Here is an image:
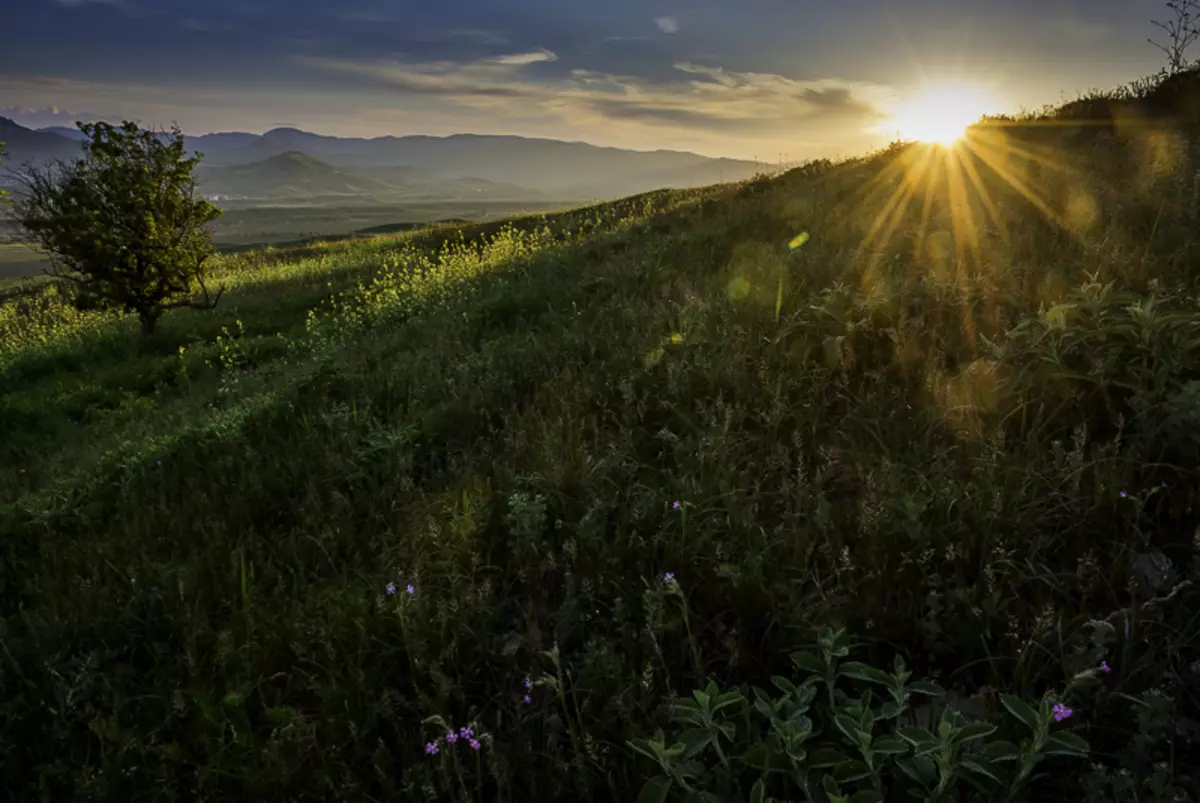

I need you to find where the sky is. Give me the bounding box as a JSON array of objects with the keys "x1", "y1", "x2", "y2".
[{"x1": 0, "y1": 0, "x2": 1168, "y2": 161}]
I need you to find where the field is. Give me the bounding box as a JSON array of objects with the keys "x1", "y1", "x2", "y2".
[
  {"x1": 0, "y1": 198, "x2": 588, "y2": 282},
  {"x1": 2, "y1": 80, "x2": 1200, "y2": 802}
]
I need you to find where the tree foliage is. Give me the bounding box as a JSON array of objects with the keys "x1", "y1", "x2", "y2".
[{"x1": 11, "y1": 120, "x2": 223, "y2": 335}]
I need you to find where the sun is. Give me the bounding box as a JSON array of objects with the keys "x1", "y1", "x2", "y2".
[{"x1": 881, "y1": 82, "x2": 998, "y2": 146}]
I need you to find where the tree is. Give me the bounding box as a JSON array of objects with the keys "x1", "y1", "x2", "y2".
[{"x1": 11, "y1": 120, "x2": 224, "y2": 336}]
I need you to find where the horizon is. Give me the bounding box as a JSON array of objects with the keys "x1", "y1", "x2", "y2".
[
  {"x1": 0, "y1": 0, "x2": 1165, "y2": 162},
  {"x1": 8, "y1": 120, "x2": 780, "y2": 163}
]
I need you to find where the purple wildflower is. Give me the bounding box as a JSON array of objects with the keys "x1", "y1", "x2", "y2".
[
  {"x1": 523, "y1": 677, "x2": 533, "y2": 691},
  {"x1": 406, "y1": 584, "x2": 415, "y2": 595},
  {"x1": 1162, "y1": 482, "x2": 1169, "y2": 489},
  {"x1": 459, "y1": 726, "x2": 474, "y2": 739},
  {"x1": 469, "y1": 738, "x2": 481, "y2": 751},
  {"x1": 446, "y1": 731, "x2": 458, "y2": 744},
  {"x1": 425, "y1": 741, "x2": 440, "y2": 755},
  {"x1": 1119, "y1": 491, "x2": 1128, "y2": 498},
  {"x1": 1100, "y1": 660, "x2": 1111, "y2": 674},
  {"x1": 385, "y1": 582, "x2": 396, "y2": 596},
  {"x1": 522, "y1": 695, "x2": 532, "y2": 704},
  {"x1": 1052, "y1": 703, "x2": 1073, "y2": 722},
  {"x1": 663, "y1": 572, "x2": 675, "y2": 584},
  {"x1": 672, "y1": 500, "x2": 681, "y2": 510}
]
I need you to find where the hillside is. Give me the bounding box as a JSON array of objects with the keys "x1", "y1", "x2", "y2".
[
  {"x1": 194, "y1": 151, "x2": 401, "y2": 199},
  {"x1": 194, "y1": 151, "x2": 548, "y2": 202},
  {"x1": 2, "y1": 67, "x2": 1200, "y2": 802},
  {"x1": 0, "y1": 117, "x2": 83, "y2": 169}
]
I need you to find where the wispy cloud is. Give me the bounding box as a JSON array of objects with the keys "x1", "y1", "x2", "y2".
[
  {"x1": 304, "y1": 51, "x2": 894, "y2": 141},
  {"x1": 655, "y1": 16, "x2": 679, "y2": 34},
  {"x1": 490, "y1": 49, "x2": 558, "y2": 65}
]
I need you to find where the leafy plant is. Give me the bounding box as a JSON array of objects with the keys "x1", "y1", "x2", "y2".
[{"x1": 630, "y1": 627, "x2": 1089, "y2": 803}]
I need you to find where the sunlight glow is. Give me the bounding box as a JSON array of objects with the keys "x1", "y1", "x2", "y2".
[{"x1": 881, "y1": 82, "x2": 999, "y2": 146}]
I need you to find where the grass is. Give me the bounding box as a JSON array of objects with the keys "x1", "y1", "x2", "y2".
[{"x1": 2, "y1": 71, "x2": 1200, "y2": 802}]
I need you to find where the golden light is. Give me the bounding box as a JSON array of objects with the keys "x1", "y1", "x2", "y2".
[{"x1": 881, "y1": 82, "x2": 999, "y2": 146}]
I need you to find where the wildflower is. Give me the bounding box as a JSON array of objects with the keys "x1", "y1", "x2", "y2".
[
  {"x1": 523, "y1": 695, "x2": 532, "y2": 704},
  {"x1": 469, "y1": 738, "x2": 481, "y2": 751},
  {"x1": 446, "y1": 731, "x2": 458, "y2": 744},
  {"x1": 1119, "y1": 491, "x2": 1127, "y2": 498},
  {"x1": 523, "y1": 677, "x2": 533, "y2": 691},
  {"x1": 425, "y1": 741, "x2": 440, "y2": 755},
  {"x1": 385, "y1": 582, "x2": 396, "y2": 596},
  {"x1": 1100, "y1": 660, "x2": 1111, "y2": 674},
  {"x1": 1052, "y1": 702, "x2": 1073, "y2": 722},
  {"x1": 1162, "y1": 482, "x2": 1169, "y2": 489},
  {"x1": 406, "y1": 584, "x2": 415, "y2": 595},
  {"x1": 663, "y1": 572, "x2": 675, "y2": 584},
  {"x1": 459, "y1": 726, "x2": 474, "y2": 739},
  {"x1": 672, "y1": 500, "x2": 681, "y2": 510}
]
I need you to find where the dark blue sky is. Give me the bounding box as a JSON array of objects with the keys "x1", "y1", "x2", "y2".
[{"x1": 0, "y1": 0, "x2": 1168, "y2": 159}]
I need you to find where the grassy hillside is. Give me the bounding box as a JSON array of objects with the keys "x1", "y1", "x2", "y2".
[{"x1": 3, "y1": 71, "x2": 1200, "y2": 802}]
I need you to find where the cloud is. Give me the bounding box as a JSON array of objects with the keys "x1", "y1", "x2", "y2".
[
  {"x1": 654, "y1": 16, "x2": 679, "y2": 34},
  {"x1": 490, "y1": 49, "x2": 558, "y2": 65},
  {"x1": 304, "y1": 50, "x2": 893, "y2": 144}
]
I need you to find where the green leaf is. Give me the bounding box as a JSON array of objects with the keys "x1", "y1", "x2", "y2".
[
  {"x1": 692, "y1": 689, "x2": 712, "y2": 709},
  {"x1": 749, "y1": 778, "x2": 766, "y2": 803},
  {"x1": 908, "y1": 681, "x2": 944, "y2": 697},
  {"x1": 754, "y1": 697, "x2": 777, "y2": 720},
  {"x1": 821, "y1": 774, "x2": 841, "y2": 799},
  {"x1": 637, "y1": 775, "x2": 672, "y2": 803},
  {"x1": 982, "y1": 740, "x2": 1020, "y2": 762},
  {"x1": 858, "y1": 707, "x2": 876, "y2": 736},
  {"x1": 872, "y1": 735, "x2": 908, "y2": 755},
  {"x1": 810, "y1": 747, "x2": 851, "y2": 768},
  {"x1": 840, "y1": 662, "x2": 892, "y2": 686},
  {"x1": 791, "y1": 651, "x2": 825, "y2": 676},
  {"x1": 833, "y1": 760, "x2": 873, "y2": 783},
  {"x1": 661, "y1": 742, "x2": 687, "y2": 759},
  {"x1": 956, "y1": 722, "x2": 998, "y2": 743},
  {"x1": 771, "y1": 675, "x2": 797, "y2": 696},
  {"x1": 1043, "y1": 732, "x2": 1090, "y2": 758},
  {"x1": 1000, "y1": 695, "x2": 1040, "y2": 733},
  {"x1": 897, "y1": 726, "x2": 937, "y2": 748},
  {"x1": 678, "y1": 728, "x2": 713, "y2": 760},
  {"x1": 712, "y1": 691, "x2": 745, "y2": 713},
  {"x1": 834, "y1": 714, "x2": 862, "y2": 745},
  {"x1": 900, "y1": 755, "x2": 937, "y2": 785},
  {"x1": 628, "y1": 736, "x2": 666, "y2": 764},
  {"x1": 959, "y1": 758, "x2": 1002, "y2": 784}
]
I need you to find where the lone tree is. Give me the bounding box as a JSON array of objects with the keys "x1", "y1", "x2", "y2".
[{"x1": 11, "y1": 121, "x2": 223, "y2": 336}]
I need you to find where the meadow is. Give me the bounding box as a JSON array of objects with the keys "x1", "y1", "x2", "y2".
[{"x1": 2, "y1": 73, "x2": 1200, "y2": 802}]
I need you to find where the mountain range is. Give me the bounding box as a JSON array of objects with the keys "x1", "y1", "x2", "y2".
[{"x1": 0, "y1": 118, "x2": 764, "y2": 201}]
